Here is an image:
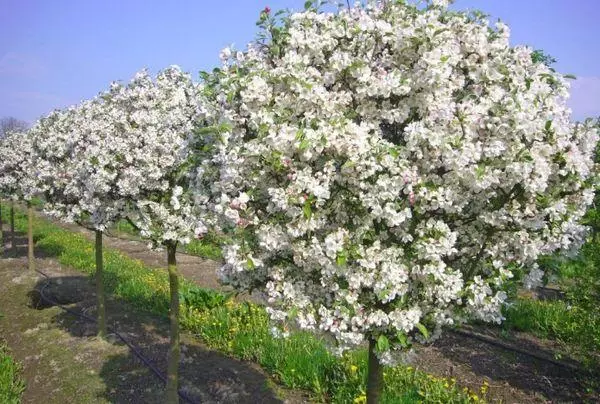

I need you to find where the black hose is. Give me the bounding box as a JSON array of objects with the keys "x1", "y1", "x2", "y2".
[
  {"x1": 34, "y1": 267, "x2": 200, "y2": 404},
  {"x1": 449, "y1": 328, "x2": 584, "y2": 372}
]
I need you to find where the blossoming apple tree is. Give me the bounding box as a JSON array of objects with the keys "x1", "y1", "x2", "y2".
[
  {"x1": 32, "y1": 96, "x2": 132, "y2": 339},
  {"x1": 0, "y1": 130, "x2": 40, "y2": 268},
  {"x1": 198, "y1": 2, "x2": 598, "y2": 402},
  {"x1": 109, "y1": 66, "x2": 208, "y2": 403}
]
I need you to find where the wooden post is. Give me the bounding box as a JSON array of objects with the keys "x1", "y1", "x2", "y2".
[
  {"x1": 367, "y1": 337, "x2": 384, "y2": 404},
  {"x1": 27, "y1": 201, "x2": 34, "y2": 270},
  {"x1": 95, "y1": 230, "x2": 107, "y2": 338},
  {"x1": 166, "y1": 241, "x2": 180, "y2": 403}
]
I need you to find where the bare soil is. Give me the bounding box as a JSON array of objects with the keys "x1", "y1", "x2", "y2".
[{"x1": 413, "y1": 328, "x2": 598, "y2": 403}]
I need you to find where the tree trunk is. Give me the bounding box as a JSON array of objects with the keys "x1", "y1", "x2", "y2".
[
  {"x1": 27, "y1": 201, "x2": 34, "y2": 271},
  {"x1": 367, "y1": 337, "x2": 384, "y2": 404},
  {"x1": 95, "y1": 230, "x2": 107, "y2": 339},
  {"x1": 10, "y1": 200, "x2": 15, "y2": 257},
  {"x1": 166, "y1": 242, "x2": 180, "y2": 403},
  {"x1": 0, "y1": 199, "x2": 3, "y2": 253}
]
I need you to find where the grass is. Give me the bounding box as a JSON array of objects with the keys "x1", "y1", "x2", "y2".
[
  {"x1": 0, "y1": 338, "x2": 25, "y2": 404},
  {"x1": 1, "y1": 206, "x2": 481, "y2": 403},
  {"x1": 184, "y1": 234, "x2": 223, "y2": 260},
  {"x1": 503, "y1": 299, "x2": 599, "y2": 362}
]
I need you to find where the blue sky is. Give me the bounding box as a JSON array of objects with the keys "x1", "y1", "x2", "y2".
[{"x1": 1, "y1": 0, "x2": 599, "y2": 123}]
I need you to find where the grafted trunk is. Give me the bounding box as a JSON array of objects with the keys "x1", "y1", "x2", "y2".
[
  {"x1": 95, "y1": 230, "x2": 107, "y2": 338},
  {"x1": 166, "y1": 241, "x2": 180, "y2": 403},
  {"x1": 367, "y1": 337, "x2": 384, "y2": 404},
  {"x1": 27, "y1": 201, "x2": 34, "y2": 271}
]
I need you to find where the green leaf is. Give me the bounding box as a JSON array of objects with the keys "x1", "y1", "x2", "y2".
[
  {"x1": 271, "y1": 27, "x2": 281, "y2": 41},
  {"x1": 545, "y1": 120, "x2": 552, "y2": 132},
  {"x1": 475, "y1": 164, "x2": 485, "y2": 179},
  {"x1": 299, "y1": 138, "x2": 310, "y2": 150},
  {"x1": 246, "y1": 257, "x2": 256, "y2": 270},
  {"x1": 336, "y1": 250, "x2": 347, "y2": 266},
  {"x1": 416, "y1": 323, "x2": 429, "y2": 339},
  {"x1": 304, "y1": 0, "x2": 313, "y2": 10},
  {"x1": 397, "y1": 332, "x2": 409, "y2": 348},
  {"x1": 341, "y1": 160, "x2": 356, "y2": 169},
  {"x1": 376, "y1": 335, "x2": 390, "y2": 353},
  {"x1": 563, "y1": 74, "x2": 577, "y2": 80},
  {"x1": 288, "y1": 306, "x2": 299, "y2": 319},
  {"x1": 303, "y1": 200, "x2": 312, "y2": 220}
]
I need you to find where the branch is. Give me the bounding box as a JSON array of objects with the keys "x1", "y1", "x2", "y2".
[
  {"x1": 74, "y1": 218, "x2": 97, "y2": 233},
  {"x1": 124, "y1": 216, "x2": 142, "y2": 233}
]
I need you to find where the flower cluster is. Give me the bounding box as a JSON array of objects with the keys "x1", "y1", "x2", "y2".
[
  {"x1": 0, "y1": 130, "x2": 39, "y2": 202},
  {"x1": 198, "y1": 1, "x2": 598, "y2": 358}
]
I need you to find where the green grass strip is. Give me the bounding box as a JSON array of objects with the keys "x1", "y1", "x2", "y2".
[
  {"x1": 0, "y1": 338, "x2": 25, "y2": 404},
  {"x1": 2, "y1": 207, "x2": 481, "y2": 403},
  {"x1": 504, "y1": 299, "x2": 600, "y2": 365}
]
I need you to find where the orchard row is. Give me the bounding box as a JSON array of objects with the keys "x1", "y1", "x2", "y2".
[{"x1": 1, "y1": 1, "x2": 597, "y2": 402}]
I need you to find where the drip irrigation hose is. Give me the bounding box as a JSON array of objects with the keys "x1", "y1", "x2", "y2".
[
  {"x1": 449, "y1": 328, "x2": 584, "y2": 372},
  {"x1": 34, "y1": 267, "x2": 199, "y2": 404}
]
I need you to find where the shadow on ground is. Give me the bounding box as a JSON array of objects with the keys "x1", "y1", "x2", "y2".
[
  {"x1": 415, "y1": 326, "x2": 599, "y2": 403},
  {"x1": 29, "y1": 274, "x2": 285, "y2": 404},
  {"x1": 2, "y1": 228, "x2": 60, "y2": 260}
]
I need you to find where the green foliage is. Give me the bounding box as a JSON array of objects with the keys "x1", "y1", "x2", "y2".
[
  {"x1": 531, "y1": 49, "x2": 556, "y2": 67},
  {"x1": 179, "y1": 288, "x2": 232, "y2": 311},
  {"x1": 0, "y1": 341, "x2": 25, "y2": 404},
  {"x1": 4, "y1": 207, "x2": 478, "y2": 403}
]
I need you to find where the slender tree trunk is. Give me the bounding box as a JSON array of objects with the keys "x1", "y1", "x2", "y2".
[
  {"x1": 367, "y1": 337, "x2": 384, "y2": 404},
  {"x1": 95, "y1": 230, "x2": 107, "y2": 339},
  {"x1": 27, "y1": 201, "x2": 34, "y2": 271},
  {"x1": 166, "y1": 242, "x2": 180, "y2": 403},
  {"x1": 0, "y1": 199, "x2": 4, "y2": 252},
  {"x1": 10, "y1": 200, "x2": 15, "y2": 257}
]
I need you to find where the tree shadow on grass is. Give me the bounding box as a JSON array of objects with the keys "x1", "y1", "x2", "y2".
[
  {"x1": 1, "y1": 227, "x2": 63, "y2": 260},
  {"x1": 29, "y1": 275, "x2": 285, "y2": 404}
]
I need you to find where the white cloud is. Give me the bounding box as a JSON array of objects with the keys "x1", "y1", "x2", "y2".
[{"x1": 567, "y1": 76, "x2": 600, "y2": 121}]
